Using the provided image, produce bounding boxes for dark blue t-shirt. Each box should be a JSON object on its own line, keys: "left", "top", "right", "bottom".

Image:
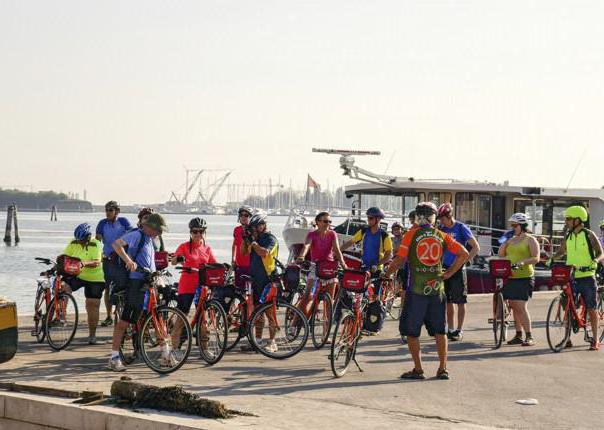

{"left": 439, "top": 222, "right": 474, "bottom": 268}
{"left": 362, "top": 229, "right": 381, "bottom": 267}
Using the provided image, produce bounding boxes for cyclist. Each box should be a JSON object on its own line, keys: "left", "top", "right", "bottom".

{"left": 136, "top": 207, "right": 164, "bottom": 251}
{"left": 385, "top": 202, "right": 468, "bottom": 380}
{"left": 398, "top": 211, "right": 418, "bottom": 344}
{"left": 391, "top": 221, "right": 404, "bottom": 253}
{"left": 599, "top": 220, "right": 604, "bottom": 248}
{"left": 62, "top": 223, "right": 105, "bottom": 345}
{"left": 295, "top": 211, "right": 348, "bottom": 314}
{"left": 232, "top": 206, "right": 253, "bottom": 289}
{"left": 498, "top": 213, "right": 540, "bottom": 347}
{"left": 170, "top": 218, "right": 217, "bottom": 316}
{"left": 341, "top": 207, "right": 393, "bottom": 335}
{"left": 95, "top": 201, "right": 132, "bottom": 327}
{"left": 437, "top": 203, "right": 480, "bottom": 342}
{"left": 108, "top": 213, "right": 168, "bottom": 371}
{"left": 552, "top": 206, "right": 604, "bottom": 350}
{"left": 241, "top": 213, "right": 280, "bottom": 353}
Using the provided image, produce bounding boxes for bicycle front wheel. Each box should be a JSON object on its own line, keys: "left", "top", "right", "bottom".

{"left": 33, "top": 288, "right": 46, "bottom": 343}
{"left": 330, "top": 312, "right": 358, "bottom": 378}
{"left": 196, "top": 300, "right": 228, "bottom": 365}
{"left": 310, "top": 292, "right": 333, "bottom": 349}
{"left": 546, "top": 296, "right": 570, "bottom": 353}
{"left": 249, "top": 301, "right": 309, "bottom": 359}
{"left": 596, "top": 289, "right": 604, "bottom": 343}
{"left": 140, "top": 306, "right": 192, "bottom": 374}
{"left": 119, "top": 324, "right": 138, "bottom": 365}
{"left": 225, "top": 297, "right": 247, "bottom": 351}
{"left": 493, "top": 292, "right": 506, "bottom": 349}
{"left": 45, "top": 293, "right": 78, "bottom": 351}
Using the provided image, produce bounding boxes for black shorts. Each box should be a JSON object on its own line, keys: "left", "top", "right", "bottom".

{"left": 444, "top": 268, "right": 468, "bottom": 304}
{"left": 502, "top": 278, "right": 534, "bottom": 301}
{"left": 120, "top": 279, "right": 147, "bottom": 324}
{"left": 102, "top": 258, "right": 129, "bottom": 294}
{"left": 177, "top": 293, "right": 195, "bottom": 316}
{"left": 574, "top": 277, "right": 597, "bottom": 310}
{"left": 399, "top": 293, "right": 446, "bottom": 338}
{"left": 64, "top": 277, "right": 105, "bottom": 299}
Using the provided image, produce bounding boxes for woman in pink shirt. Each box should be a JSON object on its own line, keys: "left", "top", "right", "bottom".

{"left": 170, "top": 217, "right": 217, "bottom": 315}
{"left": 296, "top": 212, "right": 347, "bottom": 312}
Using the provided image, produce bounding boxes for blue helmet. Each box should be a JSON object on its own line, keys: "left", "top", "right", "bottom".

{"left": 74, "top": 223, "right": 92, "bottom": 241}
{"left": 366, "top": 207, "right": 385, "bottom": 219}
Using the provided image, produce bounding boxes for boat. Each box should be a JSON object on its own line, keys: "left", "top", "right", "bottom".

{"left": 282, "top": 149, "right": 604, "bottom": 294}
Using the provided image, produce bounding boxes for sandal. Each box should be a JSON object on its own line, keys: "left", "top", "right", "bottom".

{"left": 400, "top": 368, "right": 425, "bottom": 380}
{"left": 436, "top": 368, "right": 450, "bottom": 380}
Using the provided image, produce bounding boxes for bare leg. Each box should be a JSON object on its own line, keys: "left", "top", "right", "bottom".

{"left": 446, "top": 303, "right": 454, "bottom": 330}
{"left": 111, "top": 320, "right": 129, "bottom": 351}
{"left": 435, "top": 334, "right": 448, "bottom": 370}
{"left": 104, "top": 289, "right": 112, "bottom": 321}
{"left": 406, "top": 336, "right": 423, "bottom": 371}
{"left": 86, "top": 298, "right": 101, "bottom": 337}
{"left": 457, "top": 303, "right": 466, "bottom": 331}
{"left": 588, "top": 309, "right": 599, "bottom": 342}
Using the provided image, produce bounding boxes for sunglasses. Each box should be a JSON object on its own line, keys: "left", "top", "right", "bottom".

{"left": 319, "top": 219, "right": 332, "bottom": 224}
{"left": 105, "top": 208, "right": 116, "bottom": 212}
{"left": 191, "top": 229, "right": 206, "bottom": 234}
{"left": 239, "top": 213, "right": 250, "bottom": 218}
{"left": 367, "top": 216, "right": 376, "bottom": 220}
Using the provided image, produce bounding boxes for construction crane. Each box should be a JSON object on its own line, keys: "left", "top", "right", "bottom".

{"left": 194, "top": 171, "right": 232, "bottom": 206}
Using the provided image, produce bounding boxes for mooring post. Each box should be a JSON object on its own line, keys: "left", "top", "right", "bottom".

{"left": 12, "top": 204, "right": 20, "bottom": 243}
{"left": 50, "top": 205, "right": 58, "bottom": 222}
{"left": 4, "top": 205, "right": 14, "bottom": 244}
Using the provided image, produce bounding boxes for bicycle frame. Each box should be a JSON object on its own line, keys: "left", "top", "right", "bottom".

{"left": 557, "top": 281, "right": 588, "bottom": 330}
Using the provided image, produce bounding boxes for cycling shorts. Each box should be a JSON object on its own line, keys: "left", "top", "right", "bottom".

{"left": 64, "top": 277, "right": 105, "bottom": 300}
{"left": 120, "top": 279, "right": 146, "bottom": 324}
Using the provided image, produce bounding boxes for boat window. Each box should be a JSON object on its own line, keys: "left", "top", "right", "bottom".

{"left": 455, "top": 193, "right": 491, "bottom": 228}
{"left": 428, "top": 192, "right": 452, "bottom": 206}
{"left": 402, "top": 195, "right": 420, "bottom": 216}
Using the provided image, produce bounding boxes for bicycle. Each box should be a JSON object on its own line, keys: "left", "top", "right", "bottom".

{"left": 31, "top": 257, "right": 79, "bottom": 351}
{"left": 174, "top": 264, "right": 229, "bottom": 365}
{"left": 489, "top": 259, "right": 515, "bottom": 349}
{"left": 118, "top": 268, "right": 192, "bottom": 373}
{"left": 292, "top": 261, "right": 337, "bottom": 349}
{"left": 546, "top": 264, "right": 604, "bottom": 352}
{"left": 330, "top": 268, "right": 369, "bottom": 378}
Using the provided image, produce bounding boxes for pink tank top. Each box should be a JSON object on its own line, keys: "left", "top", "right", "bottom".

{"left": 307, "top": 230, "right": 337, "bottom": 262}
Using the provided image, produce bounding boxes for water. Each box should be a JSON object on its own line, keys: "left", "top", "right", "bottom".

{"left": 0, "top": 212, "right": 295, "bottom": 311}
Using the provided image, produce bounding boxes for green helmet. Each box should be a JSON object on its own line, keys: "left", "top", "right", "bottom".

{"left": 564, "top": 205, "right": 588, "bottom": 222}
{"left": 142, "top": 213, "right": 168, "bottom": 232}
{"left": 600, "top": 219, "right": 604, "bottom": 228}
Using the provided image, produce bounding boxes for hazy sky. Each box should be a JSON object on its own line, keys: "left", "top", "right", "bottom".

{"left": 2, "top": 1, "right": 603, "bottom": 204}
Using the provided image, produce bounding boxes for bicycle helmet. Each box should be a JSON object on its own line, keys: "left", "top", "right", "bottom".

{"left": 415, "top": 202, "right": 438, "bottom": 217}
{"left": 437, "top": 202, "right": 453, "bottom": 218}
{"left": 408, "top": 210, "right": 416, "bottom": 220}
{"left": 238, "top": 205, "right": 253, "bottom": 216}
{"left": 564, "top": 205, "right": 588, "bottom": 222}
{"left": 137, "top": 207, "right": 155, "bottom": 220}
{"left": 249, "top": 213, "right": 267, "bottom": 227}
{"left": 104, "top": 200, "right": 119, "bottom": 211}
{"left": 188, "top": 217, "right": 207, "bottom": 230}
{"left": 508, "top": 213, "right": 529, "bottom": 225}
{"left": 366, "top": 207, "right": 385, "bottom": 219}
{"left": 74, "top": 223, "right": 92, "bottom": 241}
{"left": 391, "top": 221, "right": 403, "bottom": 229}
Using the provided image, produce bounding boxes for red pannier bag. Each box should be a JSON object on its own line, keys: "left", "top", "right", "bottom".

{"left": 316, "top": 260, "right": 339, "bottom": 280}
{"left": 489, "top": 259, "right": 511, "bottom": 279}
{"left": 343, "top": 253, "right": 363, "bottom": 271}
{"left": 200, "top": 264, "right": 227, "bottom": 287}
{"left": 154, "top": 251, "right": 169, "bottom": 270}
{"left": 341, "top": 269, "right": 369, "bottom": 293}
{"left": 283, "top": 264, "right": 301, "bottom": 291}
{"left": 57, "top": 254, "right": 82, "bottom": 277}
{"left": 550, "top": 265, "right": 573, "bottom": 285}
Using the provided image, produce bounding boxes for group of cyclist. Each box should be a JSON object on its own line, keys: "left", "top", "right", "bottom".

{"left": 58, "top": 198, "right": 604, "bottom": 377}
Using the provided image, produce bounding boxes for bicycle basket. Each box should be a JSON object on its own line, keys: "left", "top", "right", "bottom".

{"left": 56, "top": 254, "right": 81, "bottom": 277}
{"left": 283, "top": 264, "right": 301, "bottom": 291}
{"left": 343, "top": 254, "right": 363, "bottom": 271}
{"left": 551, "top": 265, "right": 573, "bottom": 285}
{"left": 316, "top": 260, "right": 339, "bottom": 280}
{"left": 154, "top": 251, "right": 169, "bottom": 270}
{"left": 200, "top": 264, "right": 227, "bottom": 287}
{"left": 342, "top": 269, "right": 369, "bottom": 293}
{"left": 489, "top": 259, "right": 511, "bottom": 278}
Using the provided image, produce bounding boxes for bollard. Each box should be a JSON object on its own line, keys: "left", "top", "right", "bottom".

{"left": 3, "top": 205, "right": 13, "bottom": 244}
{"left": 50, "top": 205, "right": 58, "bottom": 222}
{"left": 13, "top": 204, "right": 20, "bottom": 243}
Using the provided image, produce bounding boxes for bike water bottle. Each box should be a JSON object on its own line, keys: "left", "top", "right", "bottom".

{"left": 193, "top": 286, "right": 201, "bottom": 306}
{"left": 259, "top": 284, "right": 271, "bottom": 304}
{"left": 142, "top": 290, "right": 149, "bottom": 310}
{"left": 310, "top": 279, "right": 318, "bottom": 297}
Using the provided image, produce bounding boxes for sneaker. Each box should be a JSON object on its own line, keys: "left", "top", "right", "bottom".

{"left": 108, "top": 356, "right": 126, "bottom": 372}
{"left": 265, "top": 340, "right": 278, "bottom": 353}
{"left": 88, "top": 336, "right": 99, "bottom": 345}
{"left": 589, "top": 340, "right": 600, "bottom": 351}
{"left": 447, "top": 330, "right": 455, "bottom": 341}
{"left": 160, "top": 351, "right": 178, "bottom": 367}
{"left": 400, "top": 336, "right": 407, "bottom": 345}
{"left": 450, "top": 330, "right": 462, "bottom": 341}
{"left": 522, "top": 337, "right": 535, "bottom": 347}
{"left": 507, "top": 336, "right": 523, "bottom": 345}
{"left": 100, "top": 317, "right": 113, "bottom": 327}
{"left": 565, "top": 339, "right": 573, "bottom": 348}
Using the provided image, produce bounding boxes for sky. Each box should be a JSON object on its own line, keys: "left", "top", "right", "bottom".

{"left": 1, "top": 1, "right": 603, "bottom": 205}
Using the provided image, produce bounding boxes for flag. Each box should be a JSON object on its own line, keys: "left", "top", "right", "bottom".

{"left": 307, "top": 175, "right": 321, "bottom": 192}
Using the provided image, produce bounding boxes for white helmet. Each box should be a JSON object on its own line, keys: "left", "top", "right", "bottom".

{"left": 508, "top": 213, "right": 529, "bottom": 225}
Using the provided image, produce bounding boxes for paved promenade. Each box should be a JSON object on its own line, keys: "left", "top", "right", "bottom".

{"left": 2, "top": 292, "right": 603, "bottom": 429}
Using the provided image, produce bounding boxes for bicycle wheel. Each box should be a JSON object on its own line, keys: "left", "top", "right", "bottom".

{"left": 597, "top": 289, "right": 604, "bottom": 343}
{"left": 32, "top": 288, "right": 46, "bottom": 343}
{"left": 119, "top": 324, "right": 138, "bottom": 365}
{"left": 45, "top": 293, "right": 78, "bottom": 351}
{"left": 330, "top": 312, "right": 357, "bottom": 378}
{"left": 493, "top": 293, "right": 506, "bottom": 349}
{"left": 140, "top": 306, "right": 192, "bottom": 374}
{"left": 383, "top": 282, "right": 397, "bottom": 320}
{"left": 310, "top": 292, "right": 333, "bottom": 349}
{"left": 249, "top": 301, "right": 309, "bottom": 359}
{"left": 225, "top": 297, "right": 247, "bottom": 351}
{"left": 546, "top": 296, "right": 571, "bottom": 353}
{"left": 196, "top": 300, "right": 228, "bottom": 365}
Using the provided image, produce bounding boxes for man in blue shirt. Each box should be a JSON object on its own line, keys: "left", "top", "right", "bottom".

{"left": 437, "top": 203, "right": 479, "bottom": 341}
{"left": 108, "top": 213, "right": 167, "bottom": 371}
{"left": 95, "top": 201, "right": 132, "bottom": 327}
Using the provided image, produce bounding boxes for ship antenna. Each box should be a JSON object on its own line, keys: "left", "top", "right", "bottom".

{"left": 564, "top": 147, "right": 587, "bottom": 193}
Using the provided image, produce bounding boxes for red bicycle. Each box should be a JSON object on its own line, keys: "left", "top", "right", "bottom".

{"left": 546, "top": 265, "right": 604, "bottom": 352}
{"left": 32, "top": 257, "right": 79, "bottom": 351}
